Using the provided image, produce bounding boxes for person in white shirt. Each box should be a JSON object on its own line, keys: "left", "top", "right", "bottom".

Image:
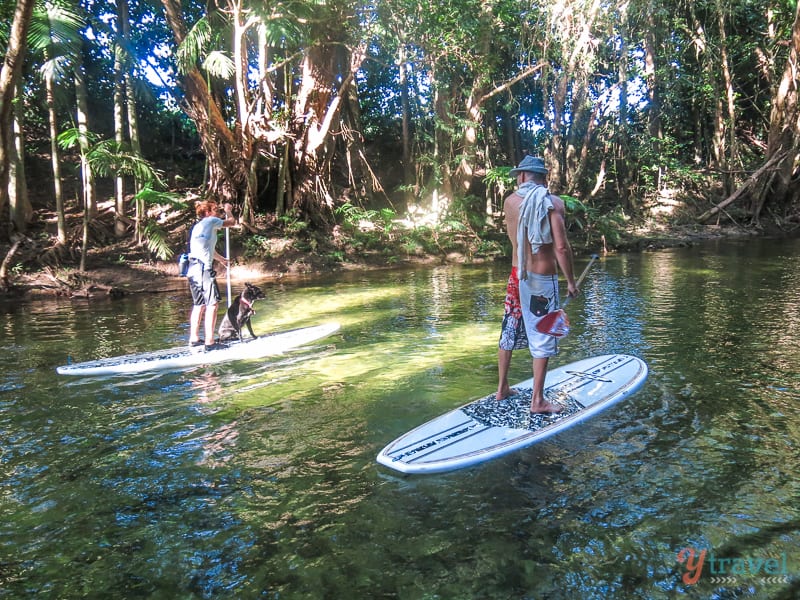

{"left": 186, "top": 200, "right": 236, "bottom": 350}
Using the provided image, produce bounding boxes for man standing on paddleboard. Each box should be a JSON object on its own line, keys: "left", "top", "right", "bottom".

{"left": 503, "top": 156, "right": 578, "bottom": 414}
{"left": 187, "top": 200, "right": 236, "bottom": 351}
{"left": 496, "top": 182, "right": 530, "bottom": 401}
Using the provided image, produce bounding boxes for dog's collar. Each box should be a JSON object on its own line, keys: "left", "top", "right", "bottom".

{"left": 240, "top": 296, "right": 254, "bottom": 310}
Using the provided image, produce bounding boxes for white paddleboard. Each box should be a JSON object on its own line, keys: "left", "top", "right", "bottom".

{"left": 56, "top": 322, "right": 340, "bottom": 376}
{"left": 377, "top": 354, "right": 648, "bottom": 474}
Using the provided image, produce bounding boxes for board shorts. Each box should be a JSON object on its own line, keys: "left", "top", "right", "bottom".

{"left": 499, "top": 267, "right": 529, "bottom": 351}
{"left": 187, "top": 259, "right": 221, "bottom": 306}
{"left": 519, "top": 272, "right": 559, "bottom": 359}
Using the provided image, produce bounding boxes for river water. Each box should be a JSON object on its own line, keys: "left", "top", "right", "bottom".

{"left": 1, "top": 237, "right": 799, "bottom": 599}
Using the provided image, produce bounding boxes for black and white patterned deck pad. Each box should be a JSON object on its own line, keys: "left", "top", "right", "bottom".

{"left": 461, "top": 388, "right": 584, "bottom": 432}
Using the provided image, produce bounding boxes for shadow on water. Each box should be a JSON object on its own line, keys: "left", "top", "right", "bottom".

{"left": 1, "top": 237, "right": 800, "bottom": 598}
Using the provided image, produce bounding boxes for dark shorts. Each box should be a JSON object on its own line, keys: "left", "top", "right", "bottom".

{"left": 499, "top": 267, "right": 529, "bottom": 351}
{"left": 187, "top": 260, "right": 220, "bottom": 306}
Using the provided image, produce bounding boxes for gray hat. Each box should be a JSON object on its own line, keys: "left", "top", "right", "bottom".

{"left": 509, "top": 155, "right": 549, "bottom": 175}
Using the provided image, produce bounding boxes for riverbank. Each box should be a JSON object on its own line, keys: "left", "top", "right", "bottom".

{"left": 0, "top": 221, "right": 764, "bottom": 301}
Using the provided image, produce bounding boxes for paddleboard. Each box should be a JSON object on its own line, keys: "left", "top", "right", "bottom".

{"left": 377, "top": 354, "right": 648, "bottom": 474}
{"left": 56, "top": 322, "right": 340, "bottom": 376}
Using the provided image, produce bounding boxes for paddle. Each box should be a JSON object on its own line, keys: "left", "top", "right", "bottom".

{"left": 534, "top": 253, "right": 599, "bottom": 338}
{"left": 225, "top": 227, "right": 232, "bottom": 308}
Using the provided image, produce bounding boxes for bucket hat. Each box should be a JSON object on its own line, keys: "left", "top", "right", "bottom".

{"left": 509, "top": 155, "right": 549, "bottom": 175}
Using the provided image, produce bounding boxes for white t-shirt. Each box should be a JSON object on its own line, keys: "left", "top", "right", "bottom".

{"left": 189, "top": 216, "right": 224, "bottom": 268}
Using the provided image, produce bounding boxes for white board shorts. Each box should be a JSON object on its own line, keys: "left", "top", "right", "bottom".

{"left": 519, "top": 272, "right": 559, "bottom": 358}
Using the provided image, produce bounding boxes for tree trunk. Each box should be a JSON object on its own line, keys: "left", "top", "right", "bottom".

{"left": 643, "top": 4, "right": 663, "bottom": 188}
{"left": 231, "top": 0, "right": 257, "bottom": 223}
{"left": 716, "top": 0, "right": 739, "bottom": 181}
{"left": 614, "top": 16, "right": 631, "bottom": 206}
{"left": 160, "top": 0, "right": 246, "bottom": 205}
{"left": 752, "top": 1, "right": 800, "bottom": 221}
{"left": 113, "top": 19, "right": 128, "bottom": 238}
{"left": 45, "top": 64, "right": 66, "bottom": 245}
{"left": 119, "top": 0, "right": 144, "bottom": 241}
{"left": 75, "top": 54, "right": 94, "bottom": 272}
{"left": 545, "top": 0, "right": 602, "bottom": 190}
{"left": 399, "top": 43, "right": 413, "bottom": 210}
{"left": 10, "top": 83, "right": 32, "bottom": 232}
{"left": 289, "top": 40, "right": 366, "bottom": 223}
{"left": 74, "top": 54, "right": 95, "bottom": 217}
{"left": 0, "top": 0, "right": 36, "bottom": 244}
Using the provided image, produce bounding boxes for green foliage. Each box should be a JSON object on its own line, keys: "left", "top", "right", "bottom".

{"left": 277, "top": 210, "right": 309, "bottom": 236}
{"left": 176, "top": 17, "right": 212, "bottom": 74}
{"left": 87, "top": 140, "right": 167, "bottom": 189}
{"left": 242, "top": 235, "right": 272, "bottom": 260}
{"left": 484, "top": 166, "right": 514, "bottom": 190}
{"left": 562, "top": 195, "right": 627, "bottom": 247}
{"left": 133, "top": 186, "right": 186, "bottom": 210}
{"left": 443, "top": 195, "right": 486, "bottom": 232}
{"left": 141, "top": 221, "right": 173, "bottom": 261}
{"left": 12, "top": 0, "right": 800, "bottom": 249}
{"left": 28, "top": 1, "right": 85, "bottom": 69}
{"left": 57, "top": 127, "right": 100, "bottom": 152}
{"left": 336, "top": 202, "right": 396, "bottom": 234}
{"left": 334, "top": 203, "right": 398, "bottom": 253}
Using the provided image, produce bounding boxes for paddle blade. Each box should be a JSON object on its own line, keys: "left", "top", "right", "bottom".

{"left": 536, "top": 309, "right": 570, "bottom": 338}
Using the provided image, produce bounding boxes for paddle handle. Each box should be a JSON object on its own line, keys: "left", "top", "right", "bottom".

{"left": 561, "top": 253, "right": 599, "bottom": 309}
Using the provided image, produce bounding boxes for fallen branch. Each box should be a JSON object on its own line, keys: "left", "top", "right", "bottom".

{"left": 697, "top": 152, "right": 788, "bottom": 223}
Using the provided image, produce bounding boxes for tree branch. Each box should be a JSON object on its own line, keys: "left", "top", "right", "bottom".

{"left": 697, "top": 151, "right": 788, "bottom": 223}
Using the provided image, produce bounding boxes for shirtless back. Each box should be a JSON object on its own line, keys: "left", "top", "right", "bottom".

{"left": 504, "top": 178, "right": 576, "bottom": 289}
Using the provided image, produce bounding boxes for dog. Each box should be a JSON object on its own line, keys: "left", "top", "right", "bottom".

{"left": 218, "top": 283, "right": 266, "bottom": 342}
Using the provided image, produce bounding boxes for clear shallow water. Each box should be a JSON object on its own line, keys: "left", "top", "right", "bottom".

{"left": 1, "top": 237, "right": 799, "bottom": 599}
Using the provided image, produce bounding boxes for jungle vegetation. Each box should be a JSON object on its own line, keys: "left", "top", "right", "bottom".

{"left": 1, "top": 0, "right": 800, "bottom": 282}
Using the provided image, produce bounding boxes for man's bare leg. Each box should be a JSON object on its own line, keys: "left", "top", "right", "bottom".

{"left": 190, "top": 305, "right": 205, "bottom": 344}
{"left": 204, "top": 303, "right": 218, "bottom": 346}
{"left": 530, "top": 357, "right": 562, "bottom": 414}
{"left": 496, "top": 348, "right": 518, "bottom": 400}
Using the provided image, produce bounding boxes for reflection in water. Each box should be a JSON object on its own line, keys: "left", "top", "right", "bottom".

{"left": 1, "top": 237, "right": 799, "bottom": 598}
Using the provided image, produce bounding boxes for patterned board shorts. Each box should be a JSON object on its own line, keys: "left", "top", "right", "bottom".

{"left": 499, "top": 268, "right": 529, "bottom": 351}
{"left": 187, "top": 260, "right": 221, "bottom": 306}
{"left": 518, "top": 272, "right": 559, "bottom": 358}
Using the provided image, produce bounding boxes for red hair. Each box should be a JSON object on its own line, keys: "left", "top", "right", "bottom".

{"left": 195, "top": 200, "right": 217, "bottom": 218}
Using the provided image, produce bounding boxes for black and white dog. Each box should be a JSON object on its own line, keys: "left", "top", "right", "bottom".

{"left": 218, "top": 283, "right": 266, "bottom": 342}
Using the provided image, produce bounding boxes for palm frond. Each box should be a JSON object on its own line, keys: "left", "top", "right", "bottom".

{"left": 39, "top": 53, "right": 74, "bottom": 83}
{"left": 134, "top": 186, "right": 186, "bottom": 210}
{"left": 176, "top": 16, "right": 211, "bottom": 74}
{"left": 28, "top": 0, "right": 85, "bottom": 57}
{"left": 203, "top": 50, "right": 235, "bottom": 80}
{"left": 87, "top": 140, "right": 166, "bottom": 188}
{"left": 141, "top": 222, "right": 173, "bottom": 261}
{"left": 57, "top": 127, "right": 100, "bottom": 151}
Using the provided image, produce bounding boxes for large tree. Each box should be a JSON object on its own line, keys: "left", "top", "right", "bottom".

{"left": 752, "top": 0, "right": 800, "bottom": 222}
{"left": 0, "top": 0, "right": 36, "bottom": 243}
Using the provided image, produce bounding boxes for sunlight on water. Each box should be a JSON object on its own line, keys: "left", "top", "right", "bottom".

{"left": 1, "top": 238, "right": 799, "bottom": 598}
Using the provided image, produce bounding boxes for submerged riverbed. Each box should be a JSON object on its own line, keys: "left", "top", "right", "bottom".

{"left": 1, "top": 237, "right": 799, "bottom": 598}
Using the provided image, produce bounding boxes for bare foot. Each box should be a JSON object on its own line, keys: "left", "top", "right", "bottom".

{"left": 529, "top": 400, "right": 563, "bottom": 414}
{"left": 495, "top": 387, "right": 519, "bottom": 401}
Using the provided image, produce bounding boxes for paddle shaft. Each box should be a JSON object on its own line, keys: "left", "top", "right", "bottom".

{"left": 560, "top": 253, "right": 599, "bottom": 309}
{"left": 225, "top": 227, "right": 232, "bottom": 307}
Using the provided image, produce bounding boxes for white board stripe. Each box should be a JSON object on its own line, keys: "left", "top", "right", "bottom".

{"left": 403, "top": 422, "right": 492, "bottom": 464}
